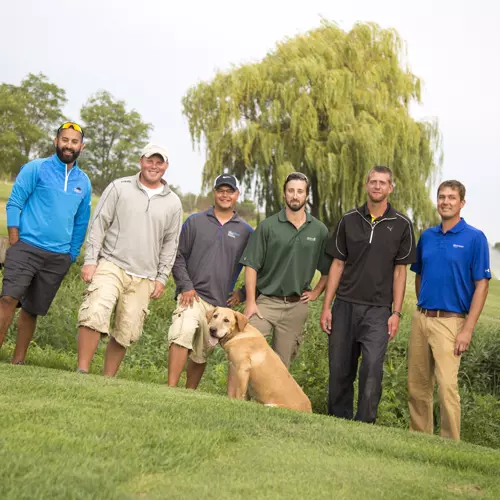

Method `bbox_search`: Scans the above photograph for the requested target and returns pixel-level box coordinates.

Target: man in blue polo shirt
[409,180,490,441]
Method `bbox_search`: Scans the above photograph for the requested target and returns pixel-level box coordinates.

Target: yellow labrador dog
[206,307,312,413]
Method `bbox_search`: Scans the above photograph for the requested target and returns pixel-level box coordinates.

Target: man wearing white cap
[76,143,182,376]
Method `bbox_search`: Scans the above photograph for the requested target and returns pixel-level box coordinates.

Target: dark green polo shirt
[240,209,331,297]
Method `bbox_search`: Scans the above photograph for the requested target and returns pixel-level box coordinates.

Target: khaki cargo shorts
[167,296,215,364]
[78,259,154,347]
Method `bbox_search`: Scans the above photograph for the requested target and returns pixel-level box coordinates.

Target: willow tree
[182,22,441,230]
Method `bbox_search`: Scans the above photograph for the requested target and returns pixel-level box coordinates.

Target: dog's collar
[218,335,231,348]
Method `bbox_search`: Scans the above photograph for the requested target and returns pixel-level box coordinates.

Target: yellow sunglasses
[57,122,84,137]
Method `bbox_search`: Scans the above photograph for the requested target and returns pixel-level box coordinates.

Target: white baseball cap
[141,143,169,162]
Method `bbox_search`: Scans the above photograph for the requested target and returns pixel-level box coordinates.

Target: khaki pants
[78,260,154,347]
[408,310,465,440]
[167,296,215,364]
[249,295,309,368]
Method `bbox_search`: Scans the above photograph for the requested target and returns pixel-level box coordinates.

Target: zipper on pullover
[356,209,397,244]
[64,166,72,192]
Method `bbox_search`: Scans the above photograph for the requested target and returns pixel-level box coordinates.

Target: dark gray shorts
[1,240,72,316]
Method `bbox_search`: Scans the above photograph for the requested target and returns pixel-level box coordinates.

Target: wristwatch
[392,311,402,317]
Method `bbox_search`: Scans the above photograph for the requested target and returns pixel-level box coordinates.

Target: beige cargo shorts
[78,259,154,347]
[167,295,215,364]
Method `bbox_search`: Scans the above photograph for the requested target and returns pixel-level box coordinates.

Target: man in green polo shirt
[241,172,331,368]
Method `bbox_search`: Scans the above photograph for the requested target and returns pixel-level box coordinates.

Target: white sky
[1,0,499,242]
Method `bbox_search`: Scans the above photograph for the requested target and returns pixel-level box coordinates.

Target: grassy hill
[1,364,499,500]
[0,181,499,498]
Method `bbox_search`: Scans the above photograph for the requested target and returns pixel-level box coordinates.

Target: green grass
[0,181,499,497]
[0,181,11,236]
[0,181,13,200]
[482,278,500,321]
[1,364,499,500]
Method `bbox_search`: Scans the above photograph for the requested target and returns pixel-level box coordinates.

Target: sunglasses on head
[58,122,84,137]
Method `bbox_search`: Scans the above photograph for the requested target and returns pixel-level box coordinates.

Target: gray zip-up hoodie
[84,173,182,285]
[172,207,253,306]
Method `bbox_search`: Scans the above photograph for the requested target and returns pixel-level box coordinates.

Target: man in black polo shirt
[242,172,331,368]
[320,166,416,423]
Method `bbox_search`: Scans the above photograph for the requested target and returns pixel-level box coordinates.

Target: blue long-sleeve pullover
[6,154,92,261]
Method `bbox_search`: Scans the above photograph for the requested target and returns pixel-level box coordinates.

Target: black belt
[267,295,301,303]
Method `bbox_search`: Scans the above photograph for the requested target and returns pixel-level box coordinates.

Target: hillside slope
[1,365,499,499]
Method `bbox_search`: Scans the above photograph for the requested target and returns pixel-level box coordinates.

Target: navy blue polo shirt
[411,218,491,313]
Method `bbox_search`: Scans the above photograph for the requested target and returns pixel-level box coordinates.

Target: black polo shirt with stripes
[326,202,416,307]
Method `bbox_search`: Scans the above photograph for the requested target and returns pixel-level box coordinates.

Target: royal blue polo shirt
[411,218,491,313]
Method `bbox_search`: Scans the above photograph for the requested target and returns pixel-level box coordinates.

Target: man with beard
[408,180,490,440]
[0,122,91,364]
[320,165,416,423]
[241,172,331,368]
[76,143,182,376]
[167,174,253,389]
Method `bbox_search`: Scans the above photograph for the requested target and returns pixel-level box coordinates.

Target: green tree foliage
[182,21,441,230]
[79,91,152,194]
[0,73,66,177]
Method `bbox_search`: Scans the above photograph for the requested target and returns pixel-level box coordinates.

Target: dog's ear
[206,307,216,323]
[235,311,248,332]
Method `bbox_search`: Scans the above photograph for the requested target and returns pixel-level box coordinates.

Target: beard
[285,198,307,212]
[56,145,81,164]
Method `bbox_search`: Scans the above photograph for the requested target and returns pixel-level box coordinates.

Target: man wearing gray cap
[76,143,182,376]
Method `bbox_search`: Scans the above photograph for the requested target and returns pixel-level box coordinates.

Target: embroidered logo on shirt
[228,231,240,239]
[306,236,316,241]
[453,244,465,248]
[74,187,82,193]
[387,226,393,232]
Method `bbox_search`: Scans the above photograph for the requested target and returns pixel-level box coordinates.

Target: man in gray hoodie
[167,174,253,389]
[76,143,182,376]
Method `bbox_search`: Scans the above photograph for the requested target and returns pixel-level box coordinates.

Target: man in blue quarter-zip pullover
[320,166,416,423]
[0,122,91,364]
[167,174,253,389]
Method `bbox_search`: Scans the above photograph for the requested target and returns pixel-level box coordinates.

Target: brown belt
[268,295,302,303]
[417,307,466,318]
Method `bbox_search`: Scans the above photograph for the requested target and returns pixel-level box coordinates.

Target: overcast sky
[1,0,499,243]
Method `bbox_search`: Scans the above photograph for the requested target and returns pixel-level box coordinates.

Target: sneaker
[76,368,88,374]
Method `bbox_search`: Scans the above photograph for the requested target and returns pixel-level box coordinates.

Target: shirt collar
[135,172,170,195]
[359,202,395,219]
[436,218,467,234]
[278,208,312,223]
[207,206,240,222]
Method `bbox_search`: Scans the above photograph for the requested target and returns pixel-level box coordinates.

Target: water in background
[490,247,500,279]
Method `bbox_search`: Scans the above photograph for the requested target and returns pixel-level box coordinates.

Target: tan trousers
[249,295,309,368]
[167,296,215,364]
[408,310,465,440]
[78,260,154,347]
